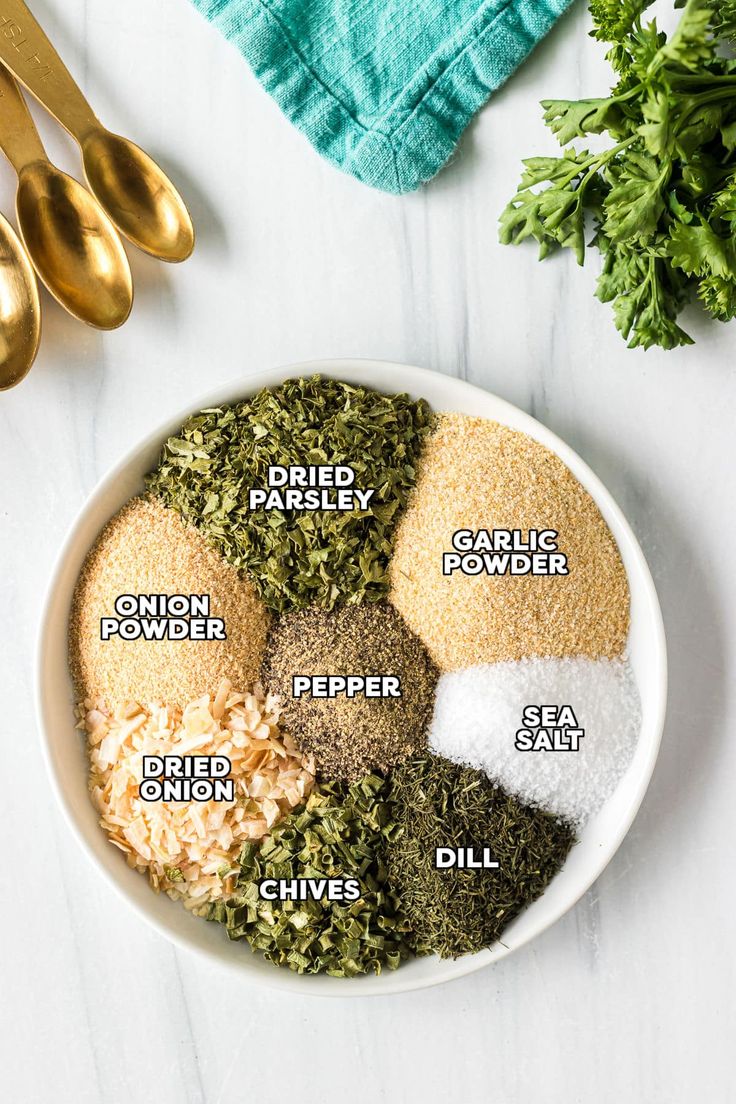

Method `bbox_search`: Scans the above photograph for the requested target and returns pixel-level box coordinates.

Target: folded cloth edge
[192,0,574,193]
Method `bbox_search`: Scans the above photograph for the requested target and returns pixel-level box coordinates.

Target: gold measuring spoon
[0,1,195,263]
[0,209,40,389]
[0,65,132,330]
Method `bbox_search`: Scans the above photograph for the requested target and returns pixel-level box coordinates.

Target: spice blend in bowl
[389,414,630,671]
[146,376,434,613]
[58,369,653,987]
[262,602,438,781]
[430,657,641,827]
[210,773,413,977]
[82,679,315,910]
[70,496,270,706]
[387,756,576,958]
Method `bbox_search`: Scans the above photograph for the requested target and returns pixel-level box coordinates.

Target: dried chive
[209,775,414,977]
[146,376,433,613]
[387,755,576,959]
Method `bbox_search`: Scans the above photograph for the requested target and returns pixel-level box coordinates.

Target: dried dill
[209,774,414,977]
[146,376,433,613]
[388,756,576,959]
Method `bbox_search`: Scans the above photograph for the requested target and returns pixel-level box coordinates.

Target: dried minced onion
[80,679,315,912]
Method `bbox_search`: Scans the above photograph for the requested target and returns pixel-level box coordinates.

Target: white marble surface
[2,0,734,1100]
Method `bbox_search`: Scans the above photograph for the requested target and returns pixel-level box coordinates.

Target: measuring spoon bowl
[82,131,195,264]
[0,210,40,390]
[17,161,133,330]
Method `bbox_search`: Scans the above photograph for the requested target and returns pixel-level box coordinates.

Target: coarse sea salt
[429,657,641,828]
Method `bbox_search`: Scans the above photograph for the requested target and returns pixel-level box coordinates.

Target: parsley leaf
[590,0,652,43]
[595,233,693,349]
[603,151,670,241]
[667,220,736,278]
[499,0,736,350]
[699,275,736,320]
[542,98,622,143]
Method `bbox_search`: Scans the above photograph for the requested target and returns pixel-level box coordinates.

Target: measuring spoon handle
[0,2,97,139]
[0,63,47,174]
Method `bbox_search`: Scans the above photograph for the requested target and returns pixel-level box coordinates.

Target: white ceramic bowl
[36,359,667,996]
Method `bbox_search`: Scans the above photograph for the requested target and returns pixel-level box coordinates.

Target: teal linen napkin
[191,0,573,193]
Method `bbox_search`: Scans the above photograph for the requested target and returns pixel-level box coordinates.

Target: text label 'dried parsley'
[147,376,433,612]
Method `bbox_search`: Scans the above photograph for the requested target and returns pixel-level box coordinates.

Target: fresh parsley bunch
[500,0,736,350]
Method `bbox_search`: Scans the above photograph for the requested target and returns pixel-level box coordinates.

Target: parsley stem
[667,71,736,86]
[675,87,736,133]
[552,135,638,193]
[580,135,639,178]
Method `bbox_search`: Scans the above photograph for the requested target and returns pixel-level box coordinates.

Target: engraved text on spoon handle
[0,1,98,139]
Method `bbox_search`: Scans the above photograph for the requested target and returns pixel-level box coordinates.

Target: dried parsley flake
[146,376,433,612]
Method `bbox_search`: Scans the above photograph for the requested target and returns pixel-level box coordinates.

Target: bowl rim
[35,358,667,996]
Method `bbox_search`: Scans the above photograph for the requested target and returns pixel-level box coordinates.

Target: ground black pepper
[262,603,438,781]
